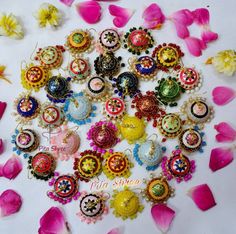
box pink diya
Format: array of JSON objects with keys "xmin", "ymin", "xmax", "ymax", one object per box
[
  {"xmin": 50, "ymin": 125, "xmax": 80, "ymax": 161},
  {"xmin": 87, "ymin": 120, "xmax": 120, "ymax": 154}
]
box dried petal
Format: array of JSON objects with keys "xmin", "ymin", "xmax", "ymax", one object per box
[
  {"xmin": 184, "ymin": 37, "xmax": 206, "ymax": 57},
  {"xmin": 192, "ymin": 8, "xmax": 209, "ymax": 25},
  {"xmin": 209, "ymin": 147, "xmax": 234, "ymax": 172},
  {"xmin": 201, "ymin": 30, "xmax": 218, "ymax": 44},
  {"xmin": 107, "ymin": 227, "xmax": 121, "ymax": 234},
  {"xmin": 0, "ymin": 101, "xmax": 7, "ymax": 120},
  {"xmin": 0, "ymin": 189, "xmax": 22, "ymax": 217},
  {"xmin": 0, "ymin": 156, "xmax": 22, "ymax": 179},
  {"xmin": 188, "ymin": 184, "xmax": 216, "ymax": 211},
  {"xmin": 59, "ymin": 0, "xmax": 75, "ymax": 7},
  {"xmin": 151, "ymin": 204, "xmax": 175, "ymax": 233},
  {"xmin": 108, "ymin": 5, "xmax": 134, "ymax": 28},
  {"xmin": 170, "ymin": 9, "xmax": 193, "ymax": 25},
  {"xmin": 172, "ymin": 22, "xmax": 189, "ymax": 39},
  {"xmin": 76, "ymin": 1, "xmax": 101, "ymax": 24},
  {"xmin": 214, "ymin": 122, "xmax": 236, "ymax": 142},
  {"xmin": 38, "ymin": 207, "xmax": 70, "ymax": 234},
  {"xmin": 212, "ymin": 86, "xmax": 236, "ymax": 106}
]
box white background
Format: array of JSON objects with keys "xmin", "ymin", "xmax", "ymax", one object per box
[{"xmin": 0, "ymin": 0, "xmax": 236, "ymax": 234}]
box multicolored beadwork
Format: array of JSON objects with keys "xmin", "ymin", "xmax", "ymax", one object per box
[
  {"xmin": 38, "ymin": 103, "xmax": 65, "ymax": 129},
  {"xmin": 21, "ymin": 63, "xmax": 50, "ymax": 92},
  {"xmin": 103, "ymin": 151, "xmax": 133, "ymax": 180},
  {"xmin": 28, "ymin": 152, "xmax": 56, "ymax": 181},
  {"xmin": 155, "ymin": 76, "xmax": 184, "ymax": 106},
  {"xmin": 142, "ymin": 174, "xmax": 174, "ymax": 204},
  {"xmin": 12, "ymin": 128, "xmax": 39, "ymax": 158},
  {"xmin": 87, "ymin": 121, "xmax": 120, "ymax": 153},
  {"xmin": 64, "ymin": 92, "xmax": 96, "ymax": 126},
  {"xmin": 65, "ymin": 29, "xmax": 93, "ymax": 55},
  {"xmin": 161, "ymin": 149, "xmax": 196, "ymax": 183},
  {"xmin": 77, "ymin": 191, "xmax": 109, "ymax": 224},
  {"xmin": 131, "ymin": 91, "xmax": 166, "ymax": 127},
  {"xmin": 158, "ymin": 113, "xmax": 183, "ymax": 139},
  {"xmin": 103, "ymin": 97, "xmax": 126, "ymax": 121},
  {"xmin": 110, "ymin": 187, "xmax": 144, "ymax": 220},
  {"xmin": 112, "ymin": 72, "xmax": 139, "ymax": 98},
  {"xmin": 123, "ymin": 27, "xmax": 155, "ymax": 55},
  {"xmin": 74, "ymin": 150, "xmax": 103, "ymax": 182},
  {"xmin": 45, "ymin": 76, "xmax": 73, "ymax": 103},
  {"xmin": 34, "ymin": 45, "xmax": 65, "ymax": 69},
  {"xmin": 129, "ymin": 56, "xmax": 158, "ymax": 80},
  {"xmin": 152, "ymin": 43, "xmax": 184, "ymax": 72},
  {"xmin": 94, "ymin": 52, "xmax": 124, "ymax": 80},
  {"xmin": 47, "ymin": 173, "xmax": 80, "ymax": 205},
  {"xmin": 68, "ymin": 57, "xmax": 91, "ymax": 83}
]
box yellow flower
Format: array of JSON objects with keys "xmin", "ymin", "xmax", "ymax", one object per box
[
  {"xmin": 0, "ymin": 13, "xmax": 24, "ymax": 39},
  {"xmin": 206, "ymin": 50, "xmax": 236, "ymax": 76},
  {"xmin": 0, "ymin": 65, "xmax": 11, "ymax": 83},
  {"xmin": 35, "ymin": 3, "xmax": 62, "ymax": 28}
]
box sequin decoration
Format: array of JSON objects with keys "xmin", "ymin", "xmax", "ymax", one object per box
[
  {"xmin": 50, "ymin": 125, "xmax": 80, "ymax": 161},
  {"xmin": 158, "ymin": 113, "xmax": 183, "ymax": 139},
  {"xmin": 21, "ymin": 63, "xmax": 50, "ymax": 92},
  {"xmin": 64, "ymin": 92, "xmax": 96, "ymax": 126},
  {"xmin": 47, "ymin": 173, "xmax": 80, "ymax": 205},
  {"xmin": 103, "ymin": 97, "xmax": 126, "ymax": 121},
  {"xmin": 65, "ymin": 29, "xmax": 93, "ymax": 55},
  {"xmin": 103, "ymin": 151, "xmax": 133, "ymax": 180},
  {"xmin": 77, "ymin": 191, "xmax": 109, "ymax": 224},
  {"xmin": 69, "ymin": 57, "xmax": 91, "ymax": 83},
  {"xmin": 98, "ymin": 28, "xmax": 121, "ymax": 52},
  {"xmin": 142, "ymin": 174, "xmax": 174, "ymax": 204},
  {"xmin": 155, "ymin": 76, "xmax": 184, "ymax": 106},
  {"xmin": 110, "ymin": 188, "xmax": 144, "ymax": 220},
  {"xmin": 87, "ymin": 121, "xmax": 120, "ymax": 153},
  {"xmin": 123, "ymin": 27, "xmax": 155, "ymax": 55},
  {"xmin": 28, "ymin": 152, "xmax": 56, "ymax": 181},
  {"xmin": 180, "ymin": 96, "xmax": 214, "ymax": 128},
  {"xmin": 118, "ymin": 115, "xmax": 146, "ymax": 144},
  {"xmin": 45, "ymin": 76, "xmax": 73, "ymax": 103},
  {"xmin": 85, "ymin": 76, "xmax": 111, "ymax": 102},
  {"xmin": 74, "ymin": 150, "xmax": 103, "ymax": 182},
  {"xmin": 129, "ymin": 56, "xmax": 158, "ymax": 80},
  {"xmin": 12, "ymin": 128, "xmax": 39, "ymax": 159},
  {"xmin": 38, "ymin": 103, "xmax": 65, "ymax": 129},
  {"xmin": 34, "ymin": 45, "xmax": 65, "ymax": 69},
  {"xmin": 152, "ymin": 43, "xmax": 184, "ymax": 72},
  {"xmin": 161, "ymin": 149, "xmax": 196, "ymax": 183},
  {"xmin": 131, "ymin": 91, "xmax": 166, "ymax": 127},
  {"xmin": 94, "ymin": 52, "xmax": 124, "ymax": 80},
  {"xmin": 112, "ymin": 72, "xmax": 139, "ymax": 98},
  {"xmin": 13, "ymin": 93, "xmax": 40, "ymax": 124}
]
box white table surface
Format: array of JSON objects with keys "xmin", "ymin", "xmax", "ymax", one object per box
[{"xmin": 0, "ymin": 0, "xmax": 236, "ymax": 234}]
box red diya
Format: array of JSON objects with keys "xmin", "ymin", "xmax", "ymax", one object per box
[
  {"xmin": 131, "ymin": 91, "xmax": 166, "ymax": 127},
  {"xmin": 73, "ymin": 150, "xmax": 103, "ymax": 182},
  {"xmin": 152, "ymin": 43, "xmax": 184, "ymax": 72},
  {"xmin": 87, "ymin": 121, "xmax": 120, "ymax": 154},
  {"xmin": 28, "ymin": 152, "xmax": 56, "ymax": 181},
  {"xmin": 34, "ymin": 45, "xmax": 65, "ymax": 69}
]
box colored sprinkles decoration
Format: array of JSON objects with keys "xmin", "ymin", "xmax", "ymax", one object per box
[
  {"xmin": 87, "ymin": 120, "xmax": 120, "ymax": 153},
  {"xmin": 131, "ymin": 91, "xmax": 166, "ymax": 127},
  {"xmin": 77, "ymin": 191, "xmax": 109, "ymax": 224},
  {"xmin": 74, "ymin": 150, "xmax": 103, "ymax": 182},
  {"xmin": 47, "ymin": 173, "xmax": 80, "ymax": 205},
  {"xmin": 161, "ymin": 149, "xmax": 196, "ymax": 183},
  {"xmin": 123, "ymin": 27, "xmax": 155, "ymax": 55}
]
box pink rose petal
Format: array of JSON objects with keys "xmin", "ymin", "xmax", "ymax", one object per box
[
  {"xmin": 142, "ymin": 3, "xmax": 165, "ymax": 29},
  {"xmin": 184, "ymin": 37, "xmax": 205, "ymax": 57},
  {"xmin": 0, "ymin": 189, "xmax": 22, "ymax": 217},
  {"xmin": 173, "ymin": 22, "xmax": 190, "ymax": 39},
  {"xmin": 0, "ymin": 156, "xmax": 22, "ymax": 180},
  {"xmin": 209, "ymin": 147, "xmax": 234, "ymax": 172},
  {"xmin": 212, "ymin": 86, "xmax": 236, "ymax": 106},
  {"xmin": 151, "ymin": 204, "xmax": 175, "ymax": 233},
  {"xmin": 170, "ymin": 9, "xmax": 194, "ymax": 25},
  {"xmin": 0, "ymin": 101, "xmax": 7, "ymax": 120},
  {"xmin": 0, "ymin": 139, "xmax": 4, "ymax": 155},
  {"xmin": 107, "ymin": 227, "xmax": 121, "ymax": 234},
  {"xmin": 188, "ymin": 184, "xmax": 216, "ymax": 211},
  {"xmin": 109, "ymin": 5, "xmax": 134, "ymax": 28},
  {"xmin": 59, "ymin": 0, "xmax": 74, "ymax": 7},
  {"xmin": 76, "ymin": 1, "xmax": 101, "ymax": 24},
  {"xmin": 192, "ymin": 8, "xmax": 209, "ymax": 25},
  {"xmin": 38, "ymin": 207, "xmax": 70, "ymax": 234},
  {"xmin": 214, "ymin": 122, "xmax": 236, "ymax": 142},
  {"xmin": 201, "ymin": 30, "xmax": 218, "ymax": 44}
]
